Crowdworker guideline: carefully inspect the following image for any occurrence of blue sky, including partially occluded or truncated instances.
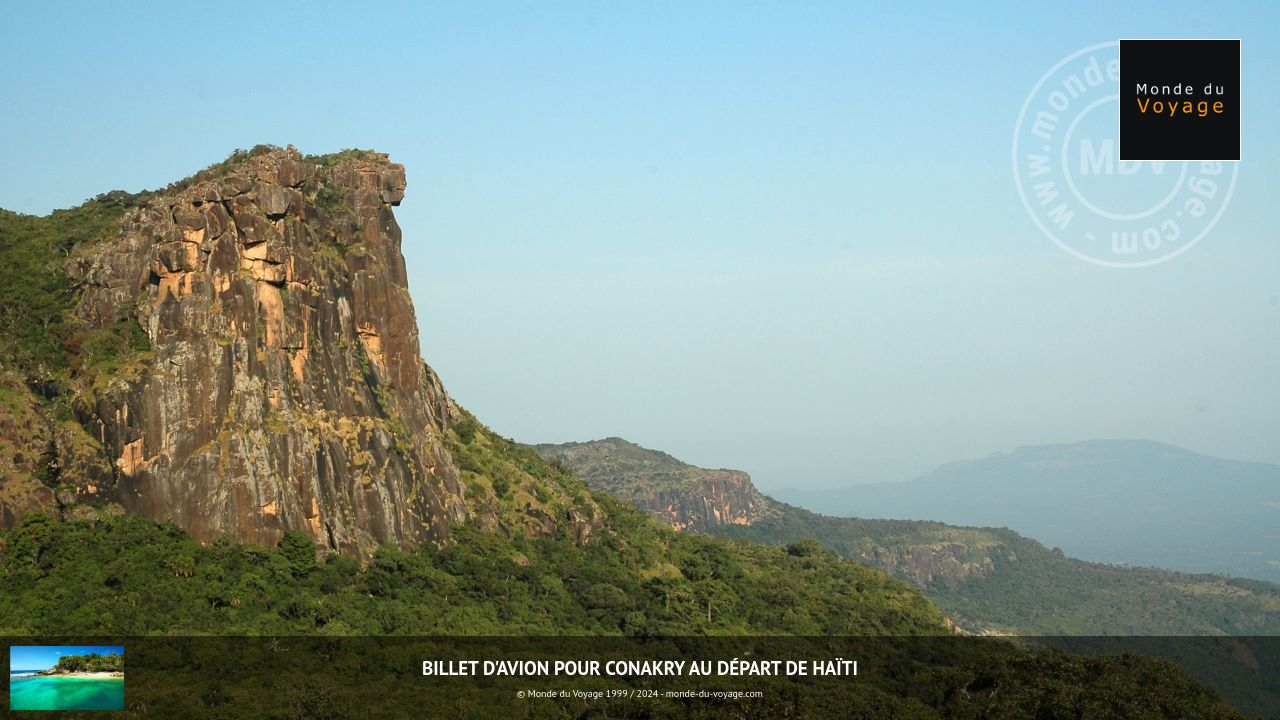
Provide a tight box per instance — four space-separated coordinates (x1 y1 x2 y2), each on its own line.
1 2 1276 488
10 646 123 672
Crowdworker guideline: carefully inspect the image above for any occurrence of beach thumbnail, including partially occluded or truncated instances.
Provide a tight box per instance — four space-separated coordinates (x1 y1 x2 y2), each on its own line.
9 646 124 711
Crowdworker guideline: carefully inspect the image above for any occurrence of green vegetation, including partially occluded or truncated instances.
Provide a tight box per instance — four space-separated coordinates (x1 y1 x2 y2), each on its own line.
0 502 1255 716
162 144 279 195
0 505 948 636
50 652 123 674
0 513 1255 718
447 409 603 535
712 505 1280 635
303 147 381 168
925 528 1280 635
0 193 152 509
0 195 140 382
533 436 751 496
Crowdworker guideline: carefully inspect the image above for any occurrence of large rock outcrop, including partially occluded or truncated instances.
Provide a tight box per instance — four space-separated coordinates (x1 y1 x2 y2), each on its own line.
52 147 466 557
857 542 996 589
645 468 763 531
534 438 771 530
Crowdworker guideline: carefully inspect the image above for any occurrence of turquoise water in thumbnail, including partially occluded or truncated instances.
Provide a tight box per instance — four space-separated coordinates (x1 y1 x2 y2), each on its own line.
9 673 125 711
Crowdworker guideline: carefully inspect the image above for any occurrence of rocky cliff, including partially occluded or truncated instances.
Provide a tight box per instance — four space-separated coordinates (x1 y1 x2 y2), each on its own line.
534 438 771 530
855 541 996 589
0 146 592 558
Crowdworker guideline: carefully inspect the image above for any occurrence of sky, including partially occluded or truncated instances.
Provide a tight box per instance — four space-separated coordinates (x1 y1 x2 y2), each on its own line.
1 2 1276 490
9 646 123 672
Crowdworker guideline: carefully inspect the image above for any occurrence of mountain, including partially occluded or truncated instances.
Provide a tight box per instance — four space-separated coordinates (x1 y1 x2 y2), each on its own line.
776 440 1280 583
0 147 1264 717
536 438 1280 635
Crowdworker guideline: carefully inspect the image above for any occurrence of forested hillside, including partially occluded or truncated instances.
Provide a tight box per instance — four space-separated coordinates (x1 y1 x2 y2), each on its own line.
714 504 1280 635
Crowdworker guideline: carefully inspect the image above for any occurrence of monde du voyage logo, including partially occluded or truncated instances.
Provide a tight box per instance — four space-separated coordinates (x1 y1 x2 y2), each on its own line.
1013 40 1240 267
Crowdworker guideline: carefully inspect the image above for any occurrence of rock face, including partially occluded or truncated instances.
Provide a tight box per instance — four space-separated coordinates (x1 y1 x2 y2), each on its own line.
856 542 995 589
533 438 771 530
645 468 762 531
57 147 465 557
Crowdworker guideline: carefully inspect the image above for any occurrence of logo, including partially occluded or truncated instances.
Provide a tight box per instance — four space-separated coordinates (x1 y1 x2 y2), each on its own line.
1119 39 1240 161
1013 41 1237 267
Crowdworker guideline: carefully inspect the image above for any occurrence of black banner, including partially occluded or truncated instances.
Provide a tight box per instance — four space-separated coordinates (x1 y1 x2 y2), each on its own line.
5 636 1277 719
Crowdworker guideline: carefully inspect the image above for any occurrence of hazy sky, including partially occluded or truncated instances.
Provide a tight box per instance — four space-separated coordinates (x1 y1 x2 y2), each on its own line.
2 2 1276 490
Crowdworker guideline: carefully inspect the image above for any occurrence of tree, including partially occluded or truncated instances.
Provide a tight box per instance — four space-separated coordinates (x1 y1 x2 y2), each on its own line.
277 531 317 577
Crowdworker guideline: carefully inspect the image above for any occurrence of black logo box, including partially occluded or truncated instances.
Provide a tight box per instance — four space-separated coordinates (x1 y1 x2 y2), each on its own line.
1119 39 1240 161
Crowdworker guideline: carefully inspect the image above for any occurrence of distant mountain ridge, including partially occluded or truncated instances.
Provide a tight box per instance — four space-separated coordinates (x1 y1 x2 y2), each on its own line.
776 439 1280 583
535 438 1280 636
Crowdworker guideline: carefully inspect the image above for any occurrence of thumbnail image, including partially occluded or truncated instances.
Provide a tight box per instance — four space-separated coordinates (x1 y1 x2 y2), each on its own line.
9 646 124 711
